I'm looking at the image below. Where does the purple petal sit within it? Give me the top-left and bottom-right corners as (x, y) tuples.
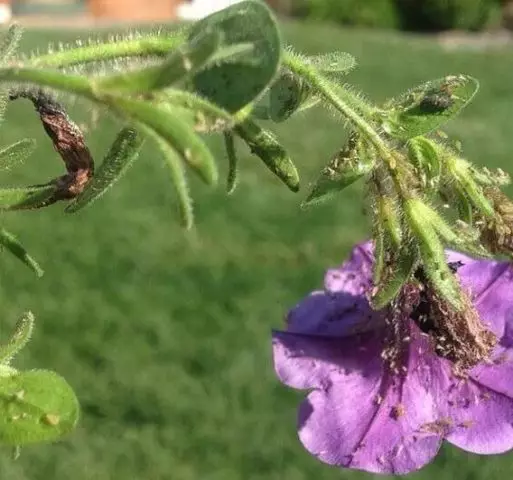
(272, 329), (382, 390)
(445, 368), (513, 454)
(286, 242), (380, 337)
(273, 328), (451, 474)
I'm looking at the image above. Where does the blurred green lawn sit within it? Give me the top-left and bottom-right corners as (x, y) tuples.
(0, 20), (512, 480)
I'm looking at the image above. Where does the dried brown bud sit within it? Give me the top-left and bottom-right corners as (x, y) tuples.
(479, 186), (513, 255)
(400, 271), (497, 373)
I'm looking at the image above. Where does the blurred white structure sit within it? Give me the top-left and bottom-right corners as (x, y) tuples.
(177, 0), (245, 20)
(0, 0), (11, 24)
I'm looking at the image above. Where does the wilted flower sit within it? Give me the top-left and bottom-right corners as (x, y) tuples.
(272, 241), (513, 475)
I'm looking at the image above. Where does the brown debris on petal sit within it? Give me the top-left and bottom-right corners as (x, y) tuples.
(419, 418), (453, 435)
(390, 404), (406, 420)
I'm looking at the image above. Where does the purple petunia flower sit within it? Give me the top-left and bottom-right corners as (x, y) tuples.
(272, 241), (513, 475)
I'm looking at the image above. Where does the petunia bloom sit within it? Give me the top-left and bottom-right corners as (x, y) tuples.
(272, 241), (513, 475)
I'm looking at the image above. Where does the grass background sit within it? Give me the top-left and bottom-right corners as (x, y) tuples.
(0, 20), (511, 479)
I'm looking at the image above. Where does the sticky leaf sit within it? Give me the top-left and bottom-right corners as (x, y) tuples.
(303, 133), (373, 207)
(384, 75), (479, 139)
(0, 370), (79, 446)
(235, 119), (299, 192)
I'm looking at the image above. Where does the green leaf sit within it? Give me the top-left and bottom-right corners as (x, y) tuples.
(0, 312), (34, 364)
(0, 228), (43, 277)
(93, 29), (222, 95)
(235, 118), (299, 192)
(0, 185), (57, 210)
(66, 128), (143, 213)
(107, 96), (218, 185)
(0, 370), (79, 446)
(307, 51), (356, 80)
(188, 0), (282, 113)
(224, 132), (238, 194)
(162, 90), (234, 133)
(0, 24), (23, 63)
(269, 70), (310, 122)
(155, 136), (194, 229)
(405, 198), (462, 309)
(303, 133), (373, 207)
(371, 246), (417, 310)
(0, 139), (36, 171)
(384, 75), (479, 139)
(407, 137), (441, 190)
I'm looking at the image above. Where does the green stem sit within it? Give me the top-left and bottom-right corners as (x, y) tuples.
(0, 67), (93, 98)
(283, 52), (409, 197)
(284, 52), (386, 155)
(28, 33), (186, 68)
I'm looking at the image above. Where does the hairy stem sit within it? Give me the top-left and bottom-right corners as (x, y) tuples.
(28, 33), (187, 68)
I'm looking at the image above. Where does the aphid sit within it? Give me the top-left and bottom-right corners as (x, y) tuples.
(419, 92), (454, 113)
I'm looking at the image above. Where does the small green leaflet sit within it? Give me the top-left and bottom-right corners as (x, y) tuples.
(0, 185), (57, 210)
(384, 75), (479, 139)
(106, 96), (218, 186)
(0, 312), (34, 364)
(66, 128), (144, 213)
(0, 370), (79, 446)
(224, 132), (238, 194)
(155, 136), (194, 229)
(0, 139), (36, 171)
(303, 133), (374, 207)
(0, 228), (44, 277)
(235, 119), (299, 192)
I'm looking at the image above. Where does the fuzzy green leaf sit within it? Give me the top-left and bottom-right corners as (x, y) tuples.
(307, 51), (356, 80)
(155, 136), (194, 229)
(66, 128), (143, 213)
(188, 0), (281, 113)
(0, 24), (23, 63)
(371, 246), (417, 310)
(0, 185), (57, 210)
(405, 198), (462, 309)
(384, 75), (479, 139)
(0, 228), (43, 277)
(235, 118), (299, 192)
(107, 96), (218, 185)
(0, 139), (36, 171)
(0, 369), (79, 446)
(303, 133), (373, 207)
(224, 132), (238, 194)
(0, 312), (34, 364)
(93, 29), (222, 95)
(269, 71), (310, 122)
(162, 90), (234, 133)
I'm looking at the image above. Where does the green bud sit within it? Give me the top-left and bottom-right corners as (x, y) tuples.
(404, 198), (462, 309)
